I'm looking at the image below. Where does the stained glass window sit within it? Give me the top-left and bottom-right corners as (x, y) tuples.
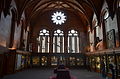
(38, 29), (49, 53)
(68, 30), (79, 53)
(53, 29), (64, 53)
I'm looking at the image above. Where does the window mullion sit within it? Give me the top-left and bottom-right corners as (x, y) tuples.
(40, 36), (43, 53)
(60, 36), (63, 53)
(55, 36), (57, 53)
(45, 36), (48, 53)
(75, 36), (77, 53)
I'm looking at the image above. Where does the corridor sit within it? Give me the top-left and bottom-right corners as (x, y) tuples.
(2, 68), (104, 79)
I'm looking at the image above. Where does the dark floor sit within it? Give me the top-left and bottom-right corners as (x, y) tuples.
(1, 68), (108, 79)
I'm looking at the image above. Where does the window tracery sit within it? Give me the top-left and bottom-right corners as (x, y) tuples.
(38, 29), (49, 53)
(68, 30), (79, 53)
(53, 29), (64, 53)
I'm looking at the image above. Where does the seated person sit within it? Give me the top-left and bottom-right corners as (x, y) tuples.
(56, 69), (70, 79)
(58, 64), (65, 69)
(54, 64), (68, 73)
(50, 70), (76, 79)
(50, 65), (76, 79)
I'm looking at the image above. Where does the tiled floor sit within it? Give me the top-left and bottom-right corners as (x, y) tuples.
(1, 68), (105, 79)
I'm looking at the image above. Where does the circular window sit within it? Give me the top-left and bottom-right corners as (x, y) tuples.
(51, 11), (66, 25)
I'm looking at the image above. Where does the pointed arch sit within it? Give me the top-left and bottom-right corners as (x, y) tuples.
(68, 29), (79, 53)
(9, 8), (17, 48)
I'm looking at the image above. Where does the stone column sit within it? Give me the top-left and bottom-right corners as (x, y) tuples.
(64, 32), (68, 53)
(75, 36), (77, 53)
(49, 31), (53, 53)
(60, 36), (63, 53)
(45, 36), (48, 53)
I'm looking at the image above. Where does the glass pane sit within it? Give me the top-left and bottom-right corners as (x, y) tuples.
(68, 30), (79, 53)
(38, 29), (49, 53)
(53, 30), (64, 53)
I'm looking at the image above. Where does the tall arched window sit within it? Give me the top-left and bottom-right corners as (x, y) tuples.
(53, 29), (64, 53)
(38, 29), (49, 53)
(68, 30), (79, 53)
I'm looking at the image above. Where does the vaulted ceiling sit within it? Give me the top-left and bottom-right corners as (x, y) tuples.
(3, 0), (117, 31)
(14, 0), (104, 29)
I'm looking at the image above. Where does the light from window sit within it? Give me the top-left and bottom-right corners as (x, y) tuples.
(51, 11), (66, 25)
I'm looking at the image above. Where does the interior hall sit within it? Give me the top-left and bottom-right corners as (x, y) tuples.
(0, 0), (120, 79)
